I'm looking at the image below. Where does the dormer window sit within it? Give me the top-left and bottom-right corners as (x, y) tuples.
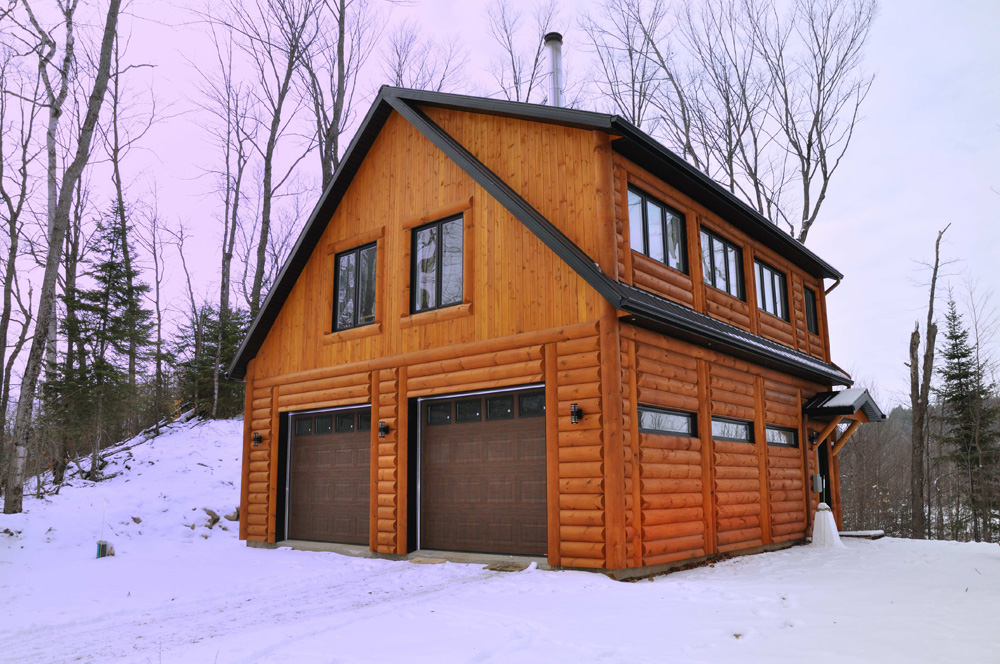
(627, 186), (686, 273)
(333, 242), (377, 331)
(700, 228), (744, 300)
(754, 259), (788, 320)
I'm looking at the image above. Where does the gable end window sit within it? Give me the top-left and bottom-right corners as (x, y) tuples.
(700, 229), (744, 300)
(711, 416), (753, 443)
(334, 242), (377, 331)
(804, 287), (820, 334)
(628, 187), (686, 273)
(754, 259), (788, 320)
(412, 215), (463, 314)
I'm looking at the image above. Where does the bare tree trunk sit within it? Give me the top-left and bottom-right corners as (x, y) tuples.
(5, 0), (122, 515)
(908, 225), (949, 538)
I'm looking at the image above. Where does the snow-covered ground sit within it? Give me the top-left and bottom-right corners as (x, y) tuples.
(2, 418), (998, 663)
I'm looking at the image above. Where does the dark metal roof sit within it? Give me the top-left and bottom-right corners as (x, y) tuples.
(803, 389), (887, 422)
(228, 87), (846, 380)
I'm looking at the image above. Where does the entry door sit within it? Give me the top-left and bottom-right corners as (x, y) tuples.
(287, 407), (371, 544)
(419, 388), (547, 555)
(817, 441), (832, 507)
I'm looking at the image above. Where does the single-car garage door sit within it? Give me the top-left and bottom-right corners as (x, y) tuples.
(420, 387), (547, 555)
(287, 407), (370, 544)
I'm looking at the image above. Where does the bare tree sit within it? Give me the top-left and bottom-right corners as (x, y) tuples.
(382, 21), (467, 93)
(4, 0), (123, 515)
(302, 0), (380, 189)
(907, 225), (949, 538)
(486, 0), (557, 103)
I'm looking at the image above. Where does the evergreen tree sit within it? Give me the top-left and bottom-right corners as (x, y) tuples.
(176, 304), (249, 418)
(936, 298), (1000, 541)
(42, 205), (153, 481)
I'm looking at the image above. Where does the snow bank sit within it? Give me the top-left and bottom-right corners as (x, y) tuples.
(2, 418), (999, 663)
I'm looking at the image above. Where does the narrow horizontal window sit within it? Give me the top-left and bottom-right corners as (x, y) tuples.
(638, 406), (696, 437)
(333, 242), (377, 331)
(627, 187), (687, 273)
(701, 229), (744, 300)
(456, 398), (482, 423)
(412, 215), (464, 314)
(358, 411), (371, 431)
(766, 425), (798, 447)
(755, 259), (788, 320)
(804, 287), (819, 335)
(712, 416), (753, 443)
(486, 395), (514, 421)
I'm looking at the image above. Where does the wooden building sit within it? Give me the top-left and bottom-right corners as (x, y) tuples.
(228, 88), (885, 574)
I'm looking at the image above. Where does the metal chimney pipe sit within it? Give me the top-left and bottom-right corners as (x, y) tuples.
(544, 31), (563, 107)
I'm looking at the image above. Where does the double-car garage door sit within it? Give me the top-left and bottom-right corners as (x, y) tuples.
(285, 387), (547, 556)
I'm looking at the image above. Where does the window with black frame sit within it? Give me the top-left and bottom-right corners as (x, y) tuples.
(333, 242), (377, 331)
(754, 259), (788, 320)
(765, 425), (798, 447)
(711, 416), (753, 443)
(638, 405), (696, 436)
(700, 229), (744, 299)
(412, 215), (463, 313)
(804, 287), (820, 334)
(627, 187), (686, 273)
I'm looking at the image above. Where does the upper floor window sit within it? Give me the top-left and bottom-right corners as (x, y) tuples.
(804, 286), (819, 334)
(755, 259), (788, 320)
(711, 416), (753, 443)
(701, 229), (744, 299)
(334, 242), (377, 331)
(412, 215), (463, 314)
(628, 187), (686, 273)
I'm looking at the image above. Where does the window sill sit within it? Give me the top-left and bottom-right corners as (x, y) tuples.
(704, 282), (746, 303)
(322, 322), (381, 344)
(758, 309), (791, 325)
(399, 302), (473, 329)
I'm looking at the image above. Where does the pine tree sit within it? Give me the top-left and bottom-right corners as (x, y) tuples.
(936, 298), (1000, 541)
(176, 304), (249, 418)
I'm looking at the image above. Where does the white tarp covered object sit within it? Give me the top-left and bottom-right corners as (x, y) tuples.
(812, 502), (845, 548)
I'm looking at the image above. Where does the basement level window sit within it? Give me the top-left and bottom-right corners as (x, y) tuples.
(638, 406), (695, 437)
(412, 215), (463, 314)
(712, 416), (753, 443)
(766, 425), (798, 447)
(755, 259), (788, 321)
(334, 242), (377, 331)
(628, 186), (686, 273)
(701, 228), (744, 300)
(804, 287), (820, 334)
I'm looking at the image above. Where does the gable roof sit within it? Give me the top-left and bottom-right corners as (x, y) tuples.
(228, 87), (848, 385)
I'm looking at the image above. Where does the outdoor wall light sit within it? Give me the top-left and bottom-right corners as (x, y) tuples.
(808, 431), (818, 445)
(252, 432), (263, 447)
(570, 403), (581, 425)
(378, 421), (390, 439)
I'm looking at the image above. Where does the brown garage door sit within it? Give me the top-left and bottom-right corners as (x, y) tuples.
(420, 388), (547, 555)
(287, 407), (370, 544)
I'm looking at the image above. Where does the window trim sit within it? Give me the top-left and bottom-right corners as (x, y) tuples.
(332, 241), (378, 332)
(765, 425), (799, 448)
(637, 405), (697, 437)
(700, 228), (744, 300)
(627, 186), (687, 274)
(711, 415), (754, 443)
(409, 214), (465, 315)
(804, 286), (820, 335)
(754, 258), (789, 321)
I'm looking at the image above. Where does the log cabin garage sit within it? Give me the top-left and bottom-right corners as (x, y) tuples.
(228, 87), (885, 574)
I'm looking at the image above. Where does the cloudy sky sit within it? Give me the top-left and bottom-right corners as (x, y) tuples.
(125, 0), (999, 408)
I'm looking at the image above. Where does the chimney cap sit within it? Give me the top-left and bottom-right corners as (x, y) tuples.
(544, 31), (563, 45)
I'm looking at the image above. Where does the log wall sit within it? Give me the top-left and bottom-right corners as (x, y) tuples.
(612, 154), (832, 362)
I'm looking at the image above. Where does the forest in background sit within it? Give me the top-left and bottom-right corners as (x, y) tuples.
(0, 0), (996, 542)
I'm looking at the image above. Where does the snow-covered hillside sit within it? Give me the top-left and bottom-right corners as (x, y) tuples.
(1, 418), (998, 663)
